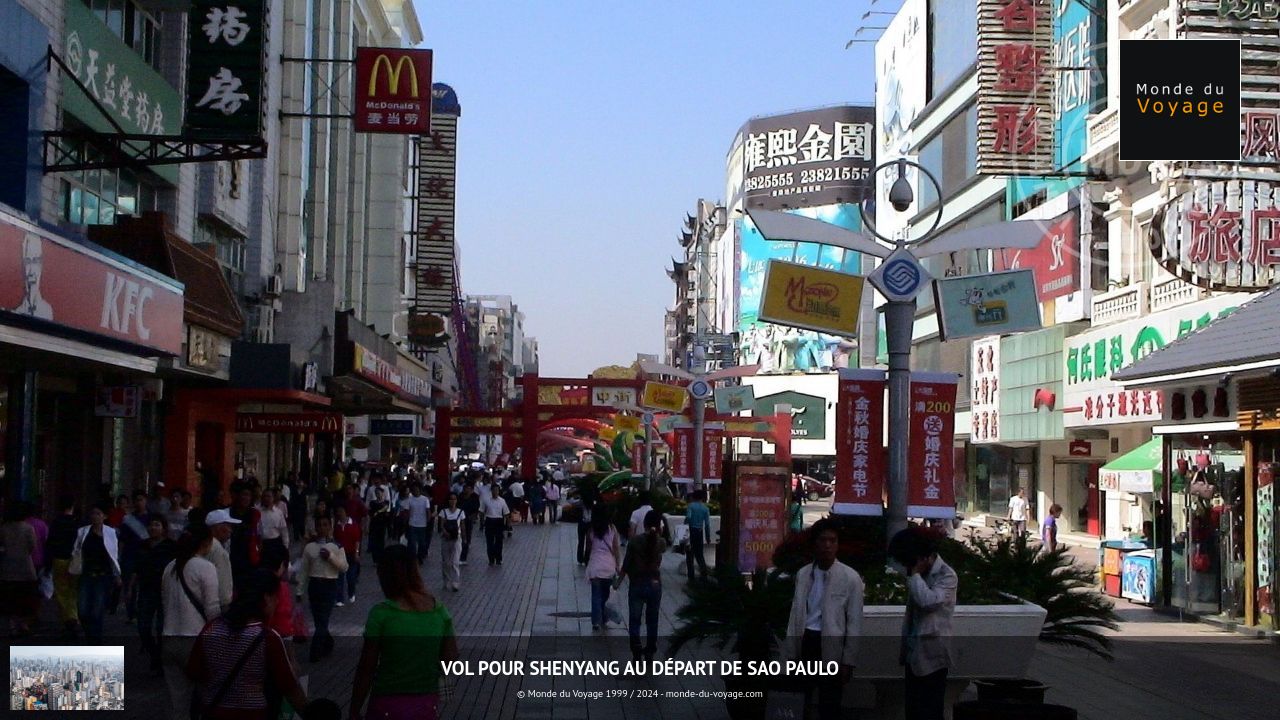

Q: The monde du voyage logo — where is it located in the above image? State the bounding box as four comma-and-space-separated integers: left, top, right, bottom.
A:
784, 275, 840, 321
1120, 39, 1241, 161
355, 47, 433, 134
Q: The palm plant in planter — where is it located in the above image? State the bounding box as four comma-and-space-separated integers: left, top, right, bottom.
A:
669, 565, 793, 720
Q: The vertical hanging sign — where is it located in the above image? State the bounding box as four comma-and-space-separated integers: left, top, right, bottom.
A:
834, 369, 886, 516
976, 0, 1053, 175
907, 373, 960, 519
672, 425, 695, 483
703, 425, 725, 484
354, 48, 433, 134
185, 0, 266, 136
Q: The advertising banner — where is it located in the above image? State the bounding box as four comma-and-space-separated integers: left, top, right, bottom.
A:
970, 337, 1001, 444
736, 465, 790, 572
1063, 294, 1244, 427
738, 206, 863, 374
369, 418, 415, 436
355, 48, 433, 134
934, 269, 1042, 340
185, 0, 266, 136
741, 106, 875, 212
753, 391, 826, 440
714, 384, 755, 414
672, 426, 694, 482
993, 212, 1080, 301
1153, 180, 1280, 292
834, 369, 886, 516
414, 85, 458, 315
0, 210, 184, 355
907, 373, 960, 519
594, 387, 637, 408
759, 260, 865, 336
976, 0, 1054, 175
236, 413, 343, 434
643, 381, 688, 413
613, 414, 642, 433
875, 0, 927, 241
704, 426, 724, 483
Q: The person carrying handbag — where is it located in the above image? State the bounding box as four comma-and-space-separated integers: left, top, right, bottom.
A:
161, 528, 222, 719
187, 569, 308, 720
585, 509, 623, 631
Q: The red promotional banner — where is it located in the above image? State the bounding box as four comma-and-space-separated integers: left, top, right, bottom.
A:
0, 210, 184, 356
632, 439, 644, 474
672, 426, 694, 482
834, 369, 886, 515
736, 465, 789, 572
354, 47, 432, 134
907, 373, 960, 519
994, 211, 1079, 301
704, 427, 724, 484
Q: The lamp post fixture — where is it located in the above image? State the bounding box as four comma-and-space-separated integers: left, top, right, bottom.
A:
748, 158, 1048, 542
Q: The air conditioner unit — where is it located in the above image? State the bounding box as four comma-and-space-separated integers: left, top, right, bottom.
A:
253, 307, 274, 343
264, 274, 284, 297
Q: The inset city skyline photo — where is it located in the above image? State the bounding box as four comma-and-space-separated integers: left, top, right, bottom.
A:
9, 646, 124, 711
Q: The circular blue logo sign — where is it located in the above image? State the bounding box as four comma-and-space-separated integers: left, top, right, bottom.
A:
881, 258, 922, 298
689, 380, 711, 400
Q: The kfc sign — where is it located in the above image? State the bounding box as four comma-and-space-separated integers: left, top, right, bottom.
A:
355, 48, 432, 134
994, 211, 1079, 300
0, 208, 183, 355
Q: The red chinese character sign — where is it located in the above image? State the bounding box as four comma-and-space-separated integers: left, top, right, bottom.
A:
670, 424, 724, 484
907, 374, 960, 519
354, 48, 433, 134
736, 465, 789, 573
977, 0, 1053, 175
834, 369, 886, 516
1153, 180, 1280, 291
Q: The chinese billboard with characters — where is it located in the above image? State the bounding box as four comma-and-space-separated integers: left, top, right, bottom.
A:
642, 381, 688, 413
738, 205, 864, 374
1152, 180, 1280, 292
907, 374, 960, 519
355, 48, 433, 134
736, 465, 789, 572
976, 0, 1054, 176
875, 0, 927, 241
834, 369, 886, 516
670, 424, 724, 484
758, 260, 865, 336
740, 106, 875, 212
1062, 294, 1246, 427
185, 0, 266, 136
934, 269, 1042, 340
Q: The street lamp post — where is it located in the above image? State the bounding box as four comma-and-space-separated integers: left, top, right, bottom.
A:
748, 158, 1048, 543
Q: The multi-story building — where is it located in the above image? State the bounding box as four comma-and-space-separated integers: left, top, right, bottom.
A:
664, 199, 727, 371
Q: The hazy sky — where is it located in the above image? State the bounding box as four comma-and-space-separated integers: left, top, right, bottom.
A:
9, 646, 124, 660
421, 1, 881, 376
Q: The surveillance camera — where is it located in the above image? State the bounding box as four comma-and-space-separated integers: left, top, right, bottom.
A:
888, 175, 914, 213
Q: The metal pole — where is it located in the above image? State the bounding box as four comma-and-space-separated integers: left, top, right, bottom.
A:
885, 297, 916, 542
692, 393, 706, 491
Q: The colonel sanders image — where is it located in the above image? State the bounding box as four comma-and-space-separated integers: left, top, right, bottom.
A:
16, 232, 53, 320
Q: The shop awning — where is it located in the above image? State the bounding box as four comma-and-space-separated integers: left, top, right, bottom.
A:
1100, 437, 1163, 493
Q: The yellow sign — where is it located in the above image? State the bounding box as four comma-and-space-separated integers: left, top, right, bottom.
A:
613, 414, 642, 433
759, 259, 865, 336
370, 54, 420, 97
598, 427, 618, 442
643, 381, 688, 413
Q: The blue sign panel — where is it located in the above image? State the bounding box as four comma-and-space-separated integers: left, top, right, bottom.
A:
370, 418, 415, 436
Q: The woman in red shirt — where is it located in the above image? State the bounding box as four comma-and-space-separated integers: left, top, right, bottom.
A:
334, 505, 363, 605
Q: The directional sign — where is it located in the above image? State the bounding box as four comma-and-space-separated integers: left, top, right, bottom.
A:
688, 379, 713, 401
868, 248, 931, 302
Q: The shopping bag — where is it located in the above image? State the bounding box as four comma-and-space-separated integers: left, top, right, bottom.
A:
38, 570, 54, 599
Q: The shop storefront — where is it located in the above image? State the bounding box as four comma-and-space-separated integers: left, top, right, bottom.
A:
1, 206, 183, 512
1114, 288, 1280, 628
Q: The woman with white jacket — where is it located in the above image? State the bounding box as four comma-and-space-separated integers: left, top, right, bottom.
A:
160, 527, 221, 719
70, 504, 121, 643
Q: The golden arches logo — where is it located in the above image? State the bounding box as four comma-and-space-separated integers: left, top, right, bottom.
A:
368, 54, 419, 98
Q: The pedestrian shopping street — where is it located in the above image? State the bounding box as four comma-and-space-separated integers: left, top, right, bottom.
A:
27, 519, 1275, 720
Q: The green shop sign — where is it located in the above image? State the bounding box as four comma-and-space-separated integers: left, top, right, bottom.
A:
63, 0, 181, 181
754, 391, 827, 440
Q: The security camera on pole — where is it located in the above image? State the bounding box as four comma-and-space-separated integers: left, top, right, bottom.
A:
748, 158, 1048, 543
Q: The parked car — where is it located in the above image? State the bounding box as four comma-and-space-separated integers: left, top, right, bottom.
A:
801, 475, 833, 501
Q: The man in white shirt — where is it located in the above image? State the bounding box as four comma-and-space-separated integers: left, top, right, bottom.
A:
481, 489, 511, 566
404, 484, 434, 563
200, 509, 239, 611
785, 518, 863, 720
258, 488, 289, 551
1008, 488, 1029, 538
629, 494, 655, 542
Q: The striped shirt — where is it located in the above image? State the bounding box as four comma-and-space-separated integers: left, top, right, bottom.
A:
189, 618, 300, 720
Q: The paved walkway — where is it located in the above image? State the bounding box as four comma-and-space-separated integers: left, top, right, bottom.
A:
12, 519, 1280, 720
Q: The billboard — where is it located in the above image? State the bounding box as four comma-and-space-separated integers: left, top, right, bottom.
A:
354, 48, 433, 134
875, 0, 927, 240
992, 211, 1080, 301
741, 106, 875, 212
738, 204, 864, 374
934, 269, 1043, 340
907, 374, 960, 519
759, 260, 865, 336
185, 0, 266, 136
976, 0, 1054, 176
414, 84, 459, 315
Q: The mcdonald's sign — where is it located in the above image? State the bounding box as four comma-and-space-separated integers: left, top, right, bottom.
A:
355, 47, 433, 134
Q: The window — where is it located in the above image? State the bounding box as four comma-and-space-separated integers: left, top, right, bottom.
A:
196, 219, 247, 298
1089, 204, 1110, 292
60, 136, 158, 226
915, 103, 978, 212
928, 0, 977, 100
84, 0, 162, 70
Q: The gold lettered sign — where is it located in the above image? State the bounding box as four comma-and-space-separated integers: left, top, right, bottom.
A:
759, 260, 865, 335
613, 414, 642, 433
642, 381, 688, 413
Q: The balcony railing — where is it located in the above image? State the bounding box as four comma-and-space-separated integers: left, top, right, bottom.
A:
1149, 275, 1207, 313
1091, 281, 1148, 325
1085, 107, 1119, 160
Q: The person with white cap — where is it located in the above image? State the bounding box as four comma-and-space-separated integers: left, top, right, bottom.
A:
200, 509, 240, 611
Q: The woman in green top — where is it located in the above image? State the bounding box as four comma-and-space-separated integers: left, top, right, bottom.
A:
349, 544, 458, 720
788, 491, 805, 534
